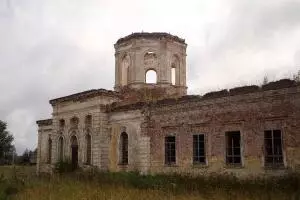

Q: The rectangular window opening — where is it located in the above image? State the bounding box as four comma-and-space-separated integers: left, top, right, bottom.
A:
193, 134, 206, 164
264, 130, 283, 167
165, 136, 176, 165
226, 131, 241, 166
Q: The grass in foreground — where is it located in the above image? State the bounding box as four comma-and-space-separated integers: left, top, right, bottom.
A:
0, 165, 300, 200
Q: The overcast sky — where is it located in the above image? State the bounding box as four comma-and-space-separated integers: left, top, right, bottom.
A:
0, 0, 300, 154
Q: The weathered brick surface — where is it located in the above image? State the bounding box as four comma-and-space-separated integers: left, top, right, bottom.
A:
142, 86, 300, 176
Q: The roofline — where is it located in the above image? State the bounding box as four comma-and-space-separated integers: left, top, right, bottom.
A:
107, 79, 299, 112
36, 119, 52, 126
49, 89, 119, 106
115, 32, 186, 46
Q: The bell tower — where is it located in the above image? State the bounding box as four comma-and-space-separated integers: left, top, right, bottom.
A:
114, 32, 187, 97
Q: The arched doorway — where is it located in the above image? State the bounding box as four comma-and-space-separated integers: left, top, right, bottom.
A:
70, 135, 78, 169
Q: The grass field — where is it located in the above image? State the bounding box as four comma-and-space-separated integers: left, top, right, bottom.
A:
0, 165, 300, 200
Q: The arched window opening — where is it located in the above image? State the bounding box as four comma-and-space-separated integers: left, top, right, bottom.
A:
121, 55, 130, 86
85, 115, 92, 127
58, 137, 64, 161
48, 138, 52, 164
59, 119, 65, 129
70, 117, 79, 129
171, 55, 180, 85
171, 67, 176, 85
145, 70, 157, 84
119, 132, 128, 165
86, 134, 91, 165
70, 135, 79, 169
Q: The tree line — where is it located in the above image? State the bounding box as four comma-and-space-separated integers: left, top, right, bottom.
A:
0, 120, 36, 165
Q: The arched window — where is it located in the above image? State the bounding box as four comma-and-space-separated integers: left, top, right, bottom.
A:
86, 134, 91, 165
85, 115, 92, 127
171, 55, 180, 85
171, 67, 176, 85
70, 135, 79, 169
48, 138, 52, 164
119, 132, 128, 165
121, 55, 130, 86
70, 117, 79, 129
58, 137, 64, 161
145, 70, 157, 84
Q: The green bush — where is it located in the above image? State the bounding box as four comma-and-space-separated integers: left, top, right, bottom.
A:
54, 160, 73, 174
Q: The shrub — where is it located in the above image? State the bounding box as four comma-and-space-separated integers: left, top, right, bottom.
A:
54, 160, 73, 174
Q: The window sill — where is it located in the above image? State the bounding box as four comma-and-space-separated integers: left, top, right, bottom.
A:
224, 164, 244, 169
118, 163, 128, 166
264, 165, 286, 170
83, 163, 92, 166
164, 164, 178, 167
192, 163, 208, 168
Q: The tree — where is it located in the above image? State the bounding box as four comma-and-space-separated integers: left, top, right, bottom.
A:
293, 70, 300, 82
0, 120, 14, 164
263, 75, 269, 85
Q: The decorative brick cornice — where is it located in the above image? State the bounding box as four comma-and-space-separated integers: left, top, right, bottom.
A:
115, 32, 186, 45
36, 119, 52, 126
49, 89, 120, 106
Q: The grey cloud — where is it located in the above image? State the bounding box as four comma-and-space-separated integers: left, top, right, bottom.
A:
0, 0, 299, 154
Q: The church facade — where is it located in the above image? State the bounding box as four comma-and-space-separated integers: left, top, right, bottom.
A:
37, 32, 300, 176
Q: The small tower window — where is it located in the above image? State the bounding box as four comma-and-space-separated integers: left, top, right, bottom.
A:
145, 70, 157, 84
171, 67, 176, 85
121, 55, 130, 86
171, 55, 180, 85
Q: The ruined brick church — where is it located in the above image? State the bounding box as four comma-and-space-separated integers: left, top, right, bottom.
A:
37, 32, 300, 176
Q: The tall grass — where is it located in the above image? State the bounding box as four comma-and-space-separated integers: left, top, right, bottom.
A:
0, 166, 299, 200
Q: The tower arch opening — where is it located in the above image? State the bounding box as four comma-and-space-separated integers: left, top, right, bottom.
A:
121, 54, 130, 86
145, 69, 157, 84
171, 55, 180, 86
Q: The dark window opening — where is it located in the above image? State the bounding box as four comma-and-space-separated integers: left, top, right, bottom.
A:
165, 136, 176, 165
86, 134, 91, 165
226, 131, 241, 165
58, 137, 63, 161
59, 119, 65, 129
193, 134, 206, 164
120, 132, 128, 165
264, 130, 283, 167
48, 138, 52, 164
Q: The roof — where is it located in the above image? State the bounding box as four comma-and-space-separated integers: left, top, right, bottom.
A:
36, 119, 52, 126
49, 89, 119, 106
107, 79, 299, 112
116, 32, 186, 45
